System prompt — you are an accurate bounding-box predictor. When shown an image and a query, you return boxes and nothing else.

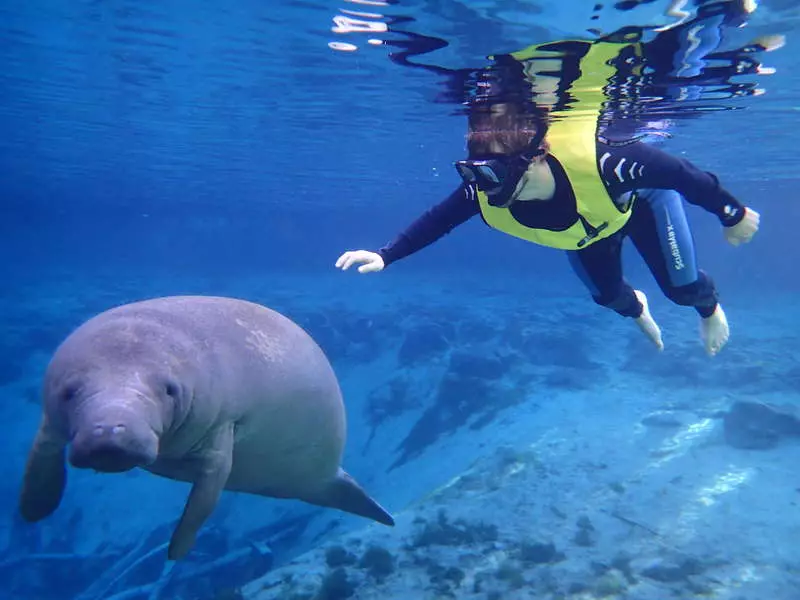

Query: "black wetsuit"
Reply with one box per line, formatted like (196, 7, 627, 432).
(377, 141, 746, 319)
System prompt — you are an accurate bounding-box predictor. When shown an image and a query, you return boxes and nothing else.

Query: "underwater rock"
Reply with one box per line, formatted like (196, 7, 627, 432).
(723, 400, 800, 450)
(390, 371, 489, 469)
(573, 515, 596, 547)
(426, 562, 466, 591)
(214, 589, 245, 600)
(336, 316, 378, 346)
(397, 322, 452, 366)
(297, 310, 397, 364)
(428, 444, 546, 503)
(639, 555, 705, 583)
(611, 551, 637, 583)
(541, 369, 593, 390)
(390, 352, 527, 469)
(248, 510, 315, 562)
(515, 540, 563, 565)
(457, 319, 498, 345)
(448, 350, 509, 381)
(641, 410, 684, 428)
(493, 560, 527, 590)
(363, 374, 421, 438)
(519, 331, 603, 371)
(621, 347, 709, 387)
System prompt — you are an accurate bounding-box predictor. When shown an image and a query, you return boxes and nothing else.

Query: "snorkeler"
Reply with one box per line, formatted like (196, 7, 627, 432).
(335, 39, 760, 356)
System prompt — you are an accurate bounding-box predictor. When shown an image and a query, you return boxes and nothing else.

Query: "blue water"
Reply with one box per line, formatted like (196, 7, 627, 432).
(2, 1, 799, 599)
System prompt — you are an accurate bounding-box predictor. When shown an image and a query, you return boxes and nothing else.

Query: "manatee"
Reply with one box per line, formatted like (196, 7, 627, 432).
(19, 295, 394, 559)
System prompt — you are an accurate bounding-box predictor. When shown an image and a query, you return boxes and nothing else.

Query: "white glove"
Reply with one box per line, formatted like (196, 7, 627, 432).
(335, 250, 385, 273)
(723, 207, 760, 246)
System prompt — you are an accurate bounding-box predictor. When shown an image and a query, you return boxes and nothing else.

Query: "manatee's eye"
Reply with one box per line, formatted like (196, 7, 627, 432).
(61, 382, 80, 402)
(165, 382, 180, 398)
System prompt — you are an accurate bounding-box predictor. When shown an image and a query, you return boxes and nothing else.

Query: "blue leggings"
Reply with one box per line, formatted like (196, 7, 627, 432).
(567, 189, 719, 319)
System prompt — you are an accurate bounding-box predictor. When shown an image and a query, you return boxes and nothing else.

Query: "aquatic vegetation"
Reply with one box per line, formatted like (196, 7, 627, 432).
(324, 545, 357, 569)
(357, 545, 395, 581)
(317, 568, 356, 600)
(410, 509, 499, 548)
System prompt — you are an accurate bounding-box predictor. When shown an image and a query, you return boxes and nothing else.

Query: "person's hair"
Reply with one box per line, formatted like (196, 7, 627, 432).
(465, 102, 548, 157)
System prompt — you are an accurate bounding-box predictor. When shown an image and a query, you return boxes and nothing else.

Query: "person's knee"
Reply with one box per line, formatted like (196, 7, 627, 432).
(663, 273, 717, 307)
(592, 287, 640, 317)
(664, 283, 700, 306)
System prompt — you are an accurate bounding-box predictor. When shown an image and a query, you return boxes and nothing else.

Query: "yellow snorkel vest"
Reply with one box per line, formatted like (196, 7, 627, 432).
(476, 40, 639, 250)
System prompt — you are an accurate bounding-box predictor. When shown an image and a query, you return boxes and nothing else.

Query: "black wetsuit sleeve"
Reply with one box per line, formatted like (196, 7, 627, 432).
(377, 184, 480, 267)
(598, 141, 746, 226)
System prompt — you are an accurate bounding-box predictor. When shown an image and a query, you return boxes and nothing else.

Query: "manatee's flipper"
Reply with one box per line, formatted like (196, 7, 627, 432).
(168, 424, 234, 560)
(306, 468, 395, 526)
(19, 424, 68, 522)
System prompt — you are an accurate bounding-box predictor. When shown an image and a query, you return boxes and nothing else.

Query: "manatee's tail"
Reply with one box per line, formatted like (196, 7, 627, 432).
(305, 468, 395, 526)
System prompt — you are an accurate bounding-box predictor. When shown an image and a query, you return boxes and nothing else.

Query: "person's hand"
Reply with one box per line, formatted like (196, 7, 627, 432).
(724, 207, 760, 246)
(335, 250, 385, 273)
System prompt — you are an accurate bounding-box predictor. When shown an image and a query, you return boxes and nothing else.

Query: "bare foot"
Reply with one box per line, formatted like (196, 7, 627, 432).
(634, 290, 664, 351)
(701, 305, 729, 356)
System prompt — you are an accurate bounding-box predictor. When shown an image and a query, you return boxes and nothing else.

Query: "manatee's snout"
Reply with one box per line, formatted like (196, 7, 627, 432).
(69, 415, 159, 473)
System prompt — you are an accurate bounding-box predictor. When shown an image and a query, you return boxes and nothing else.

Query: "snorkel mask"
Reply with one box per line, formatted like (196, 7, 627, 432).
(454, 127, 547, 208)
